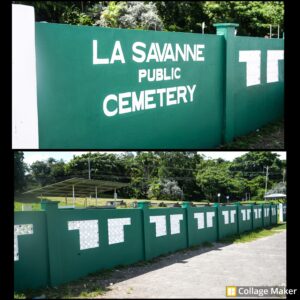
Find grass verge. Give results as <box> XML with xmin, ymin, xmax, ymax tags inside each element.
<box><xmin>220</xmin><ymin>223</ymin><xmax>286</xmax><ymax>244</ymax></box>
<box><xmin>13</xmin><ymin>194</ymin><xmax>209</xmax><ymax>211</ymax></box>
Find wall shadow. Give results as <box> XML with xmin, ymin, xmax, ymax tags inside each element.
<box><xmin>63</xmin><ymin>241</ymin><xmax>233</xmax><ymax>297</ymax></box>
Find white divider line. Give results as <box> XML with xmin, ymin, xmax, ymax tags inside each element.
<box><xmin>12</xmin><ymin>4</ymin><xmax>39</xmax><ymax>149</ymax></box>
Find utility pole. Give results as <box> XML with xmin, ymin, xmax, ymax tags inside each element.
<box><xmin>88</xmin><ymin>155</ymin><xmax>91</xmax><ymax>180</ymax></box>
<box><xmin>277</xmin><ymin>25</ymin><xmax>280</xmax><ymax>39</ymax></box>
<box><xmin>282</xmin><ymin>169</ymin><xmax>286</xmax><ymax>184</ymax></box>
<box><xmin>264</xmin><ymin>166</ymin><xmax>269</xmax><ymax>196</ymax></box>
<box><xmin>270</xmin><ymin>25</ymin><xmax>272</xmax><ymax>39</ymax></box>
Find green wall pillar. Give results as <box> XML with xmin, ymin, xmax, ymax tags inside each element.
<box><xmin>137</xmin><ymin>200</ymin><xmax>150</xmax><ymax>210</ymax></box>
<box><xmin>235</xmin><ymin>202</ymin><xmax>240</xmax><ymax>235</ymax></box>
<box><xmin>213</xmin><ymin>203</ymin><xmax>220</xmax><ymax>240</ymax></box>
<box><xmin>181</xmin><ymin>201</ymin><xmax>191</xmax><ymax>209</ymax></box>
<box><xmin>41</xmin><ymin>200</ymin><xmax>63</xmax><ymax>287</ymax></box>
<box><xmin>214</xmin><ymin>23</ymin><xmax>239</xmax><ymax>39</ymax></box>
<box><xmin>213</xmin><ymin>23</ymin><xmax>239</xmax><ymax>143</ymax></box>
<box><xmin>181</xmin><ymin>202</ymin><xmax>191</xmax><ymax>247</ymax></box>
<box><xmin>250</xmin><ymin>204</ymin><xmax>254</xmax><ymax>231</ymax></box>
<box><xmin>137</xmin><ymin>201</ymin><xmax>150</xmax><ymax>260</ymax></box>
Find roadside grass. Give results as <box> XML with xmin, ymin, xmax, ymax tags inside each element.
<box><xmin>234</xmin><ymin>200</ymin><xmax>285</xmax><ymax>204</ymax></box>
<box><xmin>14</xmin><ymin>194</ymin><xmax>209</xmax><ymax>212</ymax></box>
<box><xmin>14</xmin><ymin>193</ymin><xmax>283</xmax><ymax>212</ymax></box>
<box><xmin>14</xmin><ymin>223</ymin><xmax>285</xmax><ymax>299</ymax></box>
<box><xmin>219</xmin><ymin>119</ymin><xmax>284</xmax><ymax>149</ymax></box>
<box><xmin>220</xmin><ymin>223</ymin><xmax>286</xmax><ymax>244</ymax></box>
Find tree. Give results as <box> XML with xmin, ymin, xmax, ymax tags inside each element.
<box><xmin>155</xmin><ymin>1</ymin><xmax>208</xmax><ymax>33</ymax></box>
<box><xmin>66</xmin><ymin>152</ymin><xmax>128</xmax><ymax>181</ymax></box>
<box><xmin>95</xmin><ymin>1</ymin><xmax>124</xmax><ymax>28</ymax></box>
<box><xmin>229</xmin><ymin>151</ymin><xmax>283</xmax><ymax>181</ymax></box>
<box><xmin>23</xmin><ymin>151</ymin><xmax>286</xmax><ymax>202</ymax></box>
<box><xmin>30</xmin><ymin>158</ymin><xmax>66</xmax><ymax>186</ymax></box>
<box><xmin>13</xmin><ymin>1</ymin><xmax>95</xmax><ymax>25</ymax></box>
<box><xmin>95</xmin><ymin>1</ymin><xmax>164</xmax><ymax>30</ymax></box>
<box><xmin>196</xmin><ymin>160</ymin><xmax>231</xmax><ymax>201</ymax></box>
<box><xmin>246</xmin><ymin>175</ymin><xmax>266</xmax><ymax>200</ymax></box>
<box><xmin>14</xmin><ymin>1</ymin><xmax>284</xmax><ymax>36</ymax></box>
<box><xmin>148</xmin><ymin>179</ymin><xmax>183</xmax><ymax>200</ymax></box>
<box><xmin>30</xmin><ymin>160</ymin><xmax>49</xmax><ymax>187</ymax></box>
<box><xmin>156</xmin><ymin>152</ymin><xmax>203</xmax><ymax>200</ymax></box>
<box><xmin>14</xmin><ymin>151</ymin><xmax>27</xmax><ymax>192</ymax></box>
<box><xmin>195</xmin><ymin>158</ymin><xmax>248</xmax><ymax>201</ymax></box>
<box><xmin>202</xmin><ymin>1</ymin><xmax>284</xmax><ymax>36</ymax></box>
<box><xmin>129</xmin><ymin>152</ymin><xmax>160</xmax><ymax>198</ymax></box>
<box><xmin>50</xmin><ymin>159</ymin><xmax>67</xmax><ymax>181</ymax></box>
<box><xmin>155</xmin><ymin>1</ymin><xmax>284</xmax><ymax>36</ymax></box>
<box><xmin>62</xmin><ymin>5</ymin><xmax>94</xmax><ymax>25</ymax></box>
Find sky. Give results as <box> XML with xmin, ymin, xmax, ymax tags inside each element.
<box><xmin>23</xmin><ymin>151</ymin><xmax>286</xmax><ymax>165</ymax></box>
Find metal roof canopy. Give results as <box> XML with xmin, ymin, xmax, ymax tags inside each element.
<box><xmin>264</xmin><ymin>193</ymin><xmax>286</xmax><ymax>199</ymax></box>
<box><xmin>23</xmin><ymin>177</ymin><xmax>129</xmax><ymax>198</ymax></box>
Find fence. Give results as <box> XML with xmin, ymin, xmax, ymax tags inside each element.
<box><xmin>14</xmin><ymin>201</ymin><xmax>279</xmax><ymax>291</ymax></box>
<box><xmin>12</xmin><ymin>5</ymin><xmax>284</xmax><ymax>149</ymax></box>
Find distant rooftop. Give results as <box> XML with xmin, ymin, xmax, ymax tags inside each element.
<box><xmin>264</xmin><ymin>193</ymin><xmax>286</xmax><ymax>199</ymax></box>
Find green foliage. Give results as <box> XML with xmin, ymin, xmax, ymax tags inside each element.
<box><xmin>13</xmin><ymin>1</ymin><xmax>283</xmax><ymax>36</ymax></box>
<box><xmin>156</xmin><ymin>151</ymin><xmax>203</xmax><ymax>200</ymax></box>
<box><xmin>62</xmin><ymin>5</ymin><xmax>93</xmax><ymax>26</ymax></box>
<box><xmin>95</xmin><ymin>1</ymin><xmax>164</xmax><ymax>30</ymax></box>
<box><xmin>129</xmin><ymin>152</ymin><xmax>160</xmax><ymax>198</ymax></box>
<box><xmin>14</xmin><ymin>151</ymin><xmax>27</xmax><ymax>192</ymax></box>
<box><xmin>30</xmin><ymin>158</ymin><xmax>67</xmax><ymax>187</ymax></box>
<box><xmin>13</xmin><ymin>1</ymin><xmax>83</xmax><ymax>23</ymax></box>
<box><xmin>148</xmin><ymin>179</ymin><xmax>183</xmax><ymax>200</ymax></box>
<box><xmin>20</xmin><ymin>151</ymin><xmax>286</xmax><ymax>202</ymax></box>
<box><xmin>14</xmin><ymin>292</ymin><xmax>26</xmax><ymax>299</ymax></box>
<box><xmin>220</xmin><ymin>223</ymin><xmax>286</xmax><ymax>244</ymax></box>
<box><xmin>229</xmin><ymin>152</ymin><xmax>283</xmax><ymax>180</ymax></box>
<box><xmin>156</xmin><ymin>1</ymin><xmax>284</xmax><ymax>36</ymax></box>
<box><xmin>96</xmin><ymin>1</ymin><xmax>124</xmax><ymax>28</ymax></box>
<box><xmin>196</xmin><ymin>160</ymin><xmax>232</xmax><ymax>201</ymax></box>
<box><xmin>195</xmin><ymin>152</ymin><xmax>285</xmax><ymax>201</ymax></box>
<box><xmin>155</xmin><ymin>1</ymin><xmax>208</xmax><ymax>33</ymax></box>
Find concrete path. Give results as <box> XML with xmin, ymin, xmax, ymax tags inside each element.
<box><xmin>96</xmin><ymin>231</ymin><xmax>286</xmax><ymax>298</ymax></box>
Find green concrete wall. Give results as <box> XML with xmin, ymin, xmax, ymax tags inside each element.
<box><xmin>14</xmin><ymin>202</ymin><xmax>279</xmax><ymax>291</ymax></box>
<box><xmin>270</xmin><ymin>204</ymin><xmax>278</xmax><ymax>225</ymax></box>
<box><xmin>34</xmin><ymin>23</ymin><xmax>284</xmax><ymax>149</ymax></box>
<box><xmin>238</xmin><ymin>205</ymin><xmax>253</xmax><ymax>234</ymax></box>
<box><xmin>218</xmin><ymin>205</ymin><xmax>238</xmax><ymax>239</ymax></box>
<box><xmin>35</xmin><ymin>24</ymin><xmax>225</xmax><ymax>149</ymax></box>
<box><xmin>186</xmin><ymin>205</ymin><xmax>218</xmax><ymax>246</ymax></box>
<box><xmin>143</xmin><ymin>207</ymin><xmax>188</xmax><ymax>260</ymax></box>
<box><xmin>14</xmin><ymin>211</ymin><xmax>49</xmax><ymax>291</ymax></box>
<box><xmin>282</xmin><ymin>203</ymin><xmax>287</xmax><ymax>221</ymax></box>
<box><xmin>226</xmin><ymin>37</ymin><xmax>284</xmax><ymax>141</ymax></box>
<box><xmin>262</xmin><ymin>204</ymin><xmax>271</xmax><ymax>227</ymax></box>
<box><xmin>252</xmin><ymin>205</ymin><xmax>263</xmax><ymax>230</ymax></box>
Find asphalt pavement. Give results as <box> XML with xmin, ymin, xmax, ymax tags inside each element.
<box><xmin>96</xmin><ymin>230</ymin><xmax>286</xmax><ymax>298</ymax></box>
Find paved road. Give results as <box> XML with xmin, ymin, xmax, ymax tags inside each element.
<box><xmin>97</xmin><ymin>231</ymin><xmax>286</xmax><ymax>298</ymax></box>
